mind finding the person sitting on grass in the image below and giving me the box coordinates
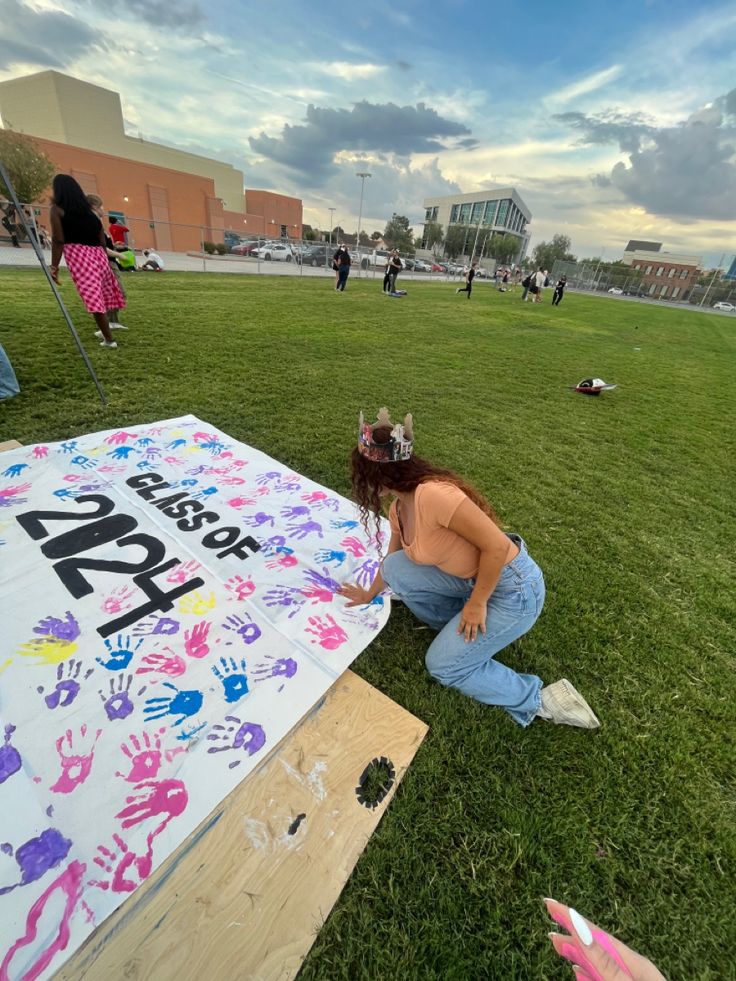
[340,408,600,730]
[140,248,164,271]
[49,174,123,349]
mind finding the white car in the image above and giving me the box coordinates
[713,301,735,311]
[608,287,623,295]
[255,242,294,262]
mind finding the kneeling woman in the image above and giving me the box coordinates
[340,409,599,729]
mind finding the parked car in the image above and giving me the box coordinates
[713,301,735,311]
[255,242,295,262]
[230,240,261,255]
[608,287,624,295]
[298,245,330,267]
[431,263,446,273]
[413,259,432,272]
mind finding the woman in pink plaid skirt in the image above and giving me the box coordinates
[49,175,125,348]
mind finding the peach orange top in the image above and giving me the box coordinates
[388,481,480,579]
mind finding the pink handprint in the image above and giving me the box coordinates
[62,474,87,483]
[184,621,212,659]
[301,490,327,504]
[50,724,102,794]
[225,575,256,600]
[97,464,125,474]
[115,729,181,782]
[163,455,184,465]
[101,585,137,615]
[32,446,49,459]
[253,486,270,497]
[105,431,137,446]
[340,536,367,557]
[305,614,349,651]
[219,476,245,486]
[89,832,154,893]
[265,549,298,571]
[226,496,256,509]
[165,559,202,584]
[135,648,186,679]
[116,778,188,831]
[193,430,218,443]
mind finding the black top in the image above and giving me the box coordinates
[60,209,103,247]
[334,248,351,267]
[467,267,476,283]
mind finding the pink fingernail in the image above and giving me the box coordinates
[591,928,633,977]
[560,945,605,981]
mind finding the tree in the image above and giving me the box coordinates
[358,229,371,246]
[444,225,469,260]
[486,233,519,266]
[383,213,414,253]
[370,230,382,241]
[0,129,55,203]
[531,234,575,270]
[423,220,444,254]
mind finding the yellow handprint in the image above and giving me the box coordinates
[17,638,79,666]
[176,591,217,616]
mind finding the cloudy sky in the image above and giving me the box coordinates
[1,0,735,264]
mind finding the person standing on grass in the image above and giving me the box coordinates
[552,275,567,306]
[49,174,123,348]
[334,243,351,291]
[529,266,544,303]
[108,215,129,246]
[340,408,600,730]
[521,270,532,301]
[87,194,128,331]
[456,261,477,298]
[387,249,402,293]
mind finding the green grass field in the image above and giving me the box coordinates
[1,269,734,979]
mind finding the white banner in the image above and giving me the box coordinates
[0,415,388,980]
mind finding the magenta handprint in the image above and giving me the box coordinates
[184,621,212,659]
[0,725,21,784]
[50,724,102,794]
[242,511,275,528]
[135,648,186,679]
[99,673,145,721]
[354,558,381,589]
[165,559,202,584]
[38,659,93,709]
[226,495,256,509]
[223,613,262,645]
[0,829,72,895]
[116,778,188,831]
[262,586,306,618]
[314,549,347,567]
[207,716,265,768]
[144,682,203,727]
[225,575,256,600]
[253,486,270,497]
[131,615,180,637]
[302,567,341,603]
[340,536,367,558]
[285,519,323,540]
[305,614,349,650]
[115,729,177,782]
[0,482,32,507]
[280,505,310,519]
[33,611,81,643]
[220,476,246,486]
[89,832,154,893]
[32,445,49,459]
[301,490,327,505]
[96,634,143,670]
[101,585,137,615]
[265,547,298,571]
[105,430,137,446]
[212,656,249,703]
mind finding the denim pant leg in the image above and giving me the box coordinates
[382,550,469,631]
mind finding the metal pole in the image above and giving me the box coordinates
[201,228,206,272]
[328,207,335,247]
[355,172,371,277]
[0,161,107,405]
[699,253,725,307]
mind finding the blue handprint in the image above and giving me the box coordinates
[192,486,218,499]
[96,634,143,670]
[53,489,74,500]
[180,478,198,487]
[144,682,203,727]
[59,441,77,454]
[136,460,158,471]
[330,519,359,530]
[2,463,28,478]
[280,505,310,519]
[70,455,96,470]
[314,549,347,567]
[107,446,138,460]
[166,438,187,450]
[136,437,154,446]
[286,519,323,540]
[212,657,249,703]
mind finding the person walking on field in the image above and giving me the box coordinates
[49,174,124,348]
[334,243,351,291]
[86,193,128,332]
[456,261,477,298]
[552,275,567,306]
[529,267,545,303]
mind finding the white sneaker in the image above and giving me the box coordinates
[537,679,600,729]
[94,330,103,338]
[100,340,118,349]
[110,322,128,329]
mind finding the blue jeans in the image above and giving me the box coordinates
[337,266,350,290]
[382,535,545,726]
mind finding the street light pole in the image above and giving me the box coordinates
[699,252,725,307]
[328,207,335,246]
[356,171,371,276]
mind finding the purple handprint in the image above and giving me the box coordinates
[243,511,275,528]
[37,660,93,709]
[312,497,339,512]
[251,655,297,691]
[211,657,249,703]
[144,446,162,458]
[303,567,341,599]
[131,616,179,637]
[144,683,203,728]
[280,505,310,519]
[0,725,21,784]
[0,829,72,896]
[314,549,347,567]
[285,519,323,540]
[260,534,287,556]
[274,479,301,493]
[223,613,262,645]
[354,559,381,589]
[262,586,306,619]
[33,611,81,643]
[99,674,145,721]
[207,717,265,768]
[256,471,280,485]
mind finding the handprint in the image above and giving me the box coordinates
[260,534,287,556]
[194,430,218,443]
[256,471,280,485]
[226,495,256,509]
[253,486,270,497]
[192,486,218,499]
[38,659,93,709]
[136,437,154,447]
[184,621,212,659]
[2,463,28,478]
[354,559,381,589]
[285,519,323,540]
[0,829,72,896]
[212,656,249,703]
[99,673,145,721]
[144,446,162,459]
[115,729,177,782]
[116,778,189,831]
[251,655,298,690]
[166,438,187,450]
[302,568,341,603]
[220,476,246,486]
[50,724,102,794]
[105,431,137,446]
[17,637,77,666]
[305,614,349,651]
[340,536,367,558]
[280,505,310,519]
[223,613,262,645]
[60,440,78,453]
[88,832,154,893]
[163,456,184,466]
[96,635,143,671]
[0,483,32,507]
[330,519,359,530]
[176,591,216,616]
[131,616,179,637]
[314,549,347,567]
[0,725,22,784]
[225,575,256,600]
[135,648,187,679]
[32,446,49,459]
[312,496,339,512]
[33,611,81,643]
[262,587,306,618]
[301,490,327,505]
[52,489,74,500]
[146,426,166,436]
[274,479,301,493]
[97,463,125,474]
[342,608,382,631]
[199,439,227,456]
[242,511,275,528]
[107,446,138,460]
[144,682,203,727]
[265,546,298,570]
[101,585,137,615]
[165,559,202,584]
[207,716,265,767]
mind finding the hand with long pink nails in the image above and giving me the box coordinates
[545,899,666,981]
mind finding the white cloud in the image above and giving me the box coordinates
[309,61,386,81]
[545,65,623,108]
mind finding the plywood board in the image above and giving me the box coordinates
[56,669,427,981]
[0,440,22,452]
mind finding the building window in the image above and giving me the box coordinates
[660,285,668,297]
[496,199,510,227]
[450,204,459,222]
[648,283,657,295]
[634,265,641,271]
[471,201,484,224]
[645,265,652,274]
[459,203,471,224]
[425,208,433,221]
[483,200,497,225]
[668,267,676,278]
[671,286,680,299]
[656,266,664,276]
[679,268,688,279]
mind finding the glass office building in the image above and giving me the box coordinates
[422,187,531,261]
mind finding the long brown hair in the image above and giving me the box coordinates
[350,425,499,542]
